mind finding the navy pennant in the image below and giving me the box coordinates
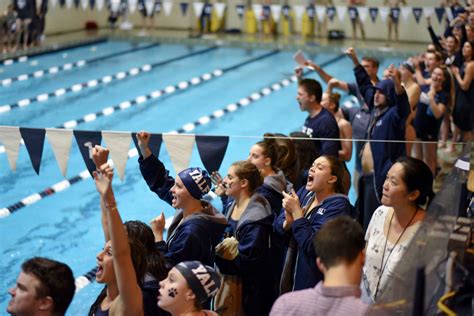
[196,135,229,174]
[412,7,423,23]
[282,5,290,18]
[132,133,163,158]
[369,7,378,22]
[262,5,271,19]
[89,0,95,9]
[74,0,80,8]
[348,6,358,21]
[73,130,102,176]
[20,127,46,175]
[180,2,188,16]
[435,7,445,23]
[59,0,66,7]
[203,3,212,16]
[155,1,161,13]
[306,5,315,19]
[390,7,400,20]
[236,4,245,19]
[327,6,336,21]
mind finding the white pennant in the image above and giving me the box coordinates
[379,6,389,23]
[400,6,411,22]
[270,4,281,22]
[163,134,195,174]
[66,0,73,9]
[193,2,204,18]
[145,0,154,15]
[0,126,21,172]
[214,2,225,19]
[315,5,325,23]
[81,0,88,10]
[96,0,104,10]
[423,7,434,18]
[163,1,173,16]
[336,5,346,22]
[293,5,304,21]
[46,128,73,177]
[252,4,262,19]
[102,131,131,181]
[358,6,368,23]
[50,0,57,9]
[110,0,120,12]
[445,7,453,22]
[128,0,138,13]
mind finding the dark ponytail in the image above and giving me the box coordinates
[396,157,435,207]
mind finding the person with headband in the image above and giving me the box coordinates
[136,131,227,269]
[158,261,221,316]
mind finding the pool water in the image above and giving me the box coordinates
[0,40,406,315]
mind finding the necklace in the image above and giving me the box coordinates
[373,207,419,300]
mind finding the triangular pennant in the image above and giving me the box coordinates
[316,5,325,23]
[110,0,120,12]
[128,0,138,13]
[327,6,336,21]
[102,131,131,181]
[131,133,163,158]
[379,6,389,23]
[348,6,358,21]
[81,0,88,10]
[89,0,95,9]
[20,128,45,175]
[293,5,304,21]
[214,2,225,19]
[0,126,21,172]
[51,0,58,8]
[358,6,368,23]
[180,2,189,16]
[435,7,445,23]
[145,0,154,15]
[252,4,262,20]
[73,0,80,8]
[163,0,172,15]
[262,5,271,19]
[163,134,195,174]
[270,4,281,22]
[154,1,161,13]
[282,5,290,18]
[400,7,410,22]
[73,130,102,177]
[336,5,346,22]
[203,3,212,16]
[196,135,229,174]
[412,7,423,24]
[369,7,378,23]
[306,5,315,19]
[423,7,434,19]
[46,128,73,177]
[65,0,73,9]
[445,7,453,22]
[236,4,245,19]
[193,2,204,18]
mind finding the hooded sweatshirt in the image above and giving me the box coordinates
[274,187,355,292]
[257,169,293,216]
[217,193,276,316]
[139,154,227,268]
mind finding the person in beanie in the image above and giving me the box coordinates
[136,131,227,268]
[158,261,221,316]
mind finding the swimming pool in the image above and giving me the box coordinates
[0,39,408,314]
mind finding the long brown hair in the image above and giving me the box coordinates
[321,155,347,195]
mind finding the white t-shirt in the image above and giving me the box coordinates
[362,205,421,302]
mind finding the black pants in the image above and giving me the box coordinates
[356,173,381,232]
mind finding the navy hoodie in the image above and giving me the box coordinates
[216,194,276,316]
[274,187,355,291]
[354,64,410,199]
[139,154,227,268]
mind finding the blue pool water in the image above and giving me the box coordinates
[0,40,406,315]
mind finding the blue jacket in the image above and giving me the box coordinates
[216,194,276,316]
[139,154,227,268]
[274,187,355,291]
[354,64,410,199]
[302,107,340,157]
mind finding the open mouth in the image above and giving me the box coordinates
[96,265,103,278]
[307,174,314,185]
